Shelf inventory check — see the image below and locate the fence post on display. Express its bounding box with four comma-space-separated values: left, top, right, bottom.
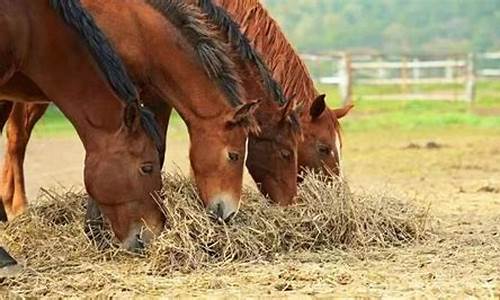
445, 58, 454, 81
465, 53, 476, 103
412, 58, 420, 82
400, 56, 409, 94
338, 52, 352, 106
377, 56, 386, 79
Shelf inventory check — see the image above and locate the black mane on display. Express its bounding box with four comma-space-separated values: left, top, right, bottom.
50, 0, 138, 103
198, 0, 287, 106
49, 0, 163, 155
146, 0, 243, 107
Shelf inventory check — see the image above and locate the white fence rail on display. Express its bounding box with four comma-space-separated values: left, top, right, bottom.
301, 52, 500, 104
477, 52, 500, 78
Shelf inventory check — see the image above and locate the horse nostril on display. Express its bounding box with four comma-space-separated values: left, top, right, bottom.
216, 203, 224, 219
208, 199, 237, 222
208, 202, 224, 220
225, 211, 236, 222
127, 234, 145, 254
208, 201, 229, 222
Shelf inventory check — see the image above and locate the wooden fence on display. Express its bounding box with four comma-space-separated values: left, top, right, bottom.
302, 52, 500, 105
477, 52, 500, 78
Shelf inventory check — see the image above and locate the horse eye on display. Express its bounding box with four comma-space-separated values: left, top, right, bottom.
228, 151, 240, 162
140, 163, 154, 175
280, 149, 292, 160
318, 145, 331, 156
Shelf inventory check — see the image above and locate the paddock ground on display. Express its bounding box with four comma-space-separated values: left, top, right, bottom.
1, 119, 499, 297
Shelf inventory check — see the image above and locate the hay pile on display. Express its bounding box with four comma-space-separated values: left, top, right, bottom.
0, 172, 431, 296
149, 172, 430, 272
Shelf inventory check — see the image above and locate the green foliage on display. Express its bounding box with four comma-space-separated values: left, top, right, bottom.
264, 0, 500, 54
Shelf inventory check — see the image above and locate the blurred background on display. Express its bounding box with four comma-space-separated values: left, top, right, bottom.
265, 0, 500, 55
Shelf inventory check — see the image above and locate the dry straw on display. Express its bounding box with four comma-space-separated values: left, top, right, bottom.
149, 172, 430, 273
0, 172, 431, 296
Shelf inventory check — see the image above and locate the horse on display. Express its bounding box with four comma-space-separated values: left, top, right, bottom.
190, 0, 305, 205
0, 1, 286, 239
1, 0, 304, 209
167, 0, 303, 205
199, 0, 354, 178
0, 0, 165, 251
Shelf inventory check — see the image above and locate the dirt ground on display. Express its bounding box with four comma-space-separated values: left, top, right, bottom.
0, 124, 259, 200
1, 126, 499, 298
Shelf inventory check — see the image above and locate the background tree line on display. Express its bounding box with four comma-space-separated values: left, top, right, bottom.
264, 0, 500, 55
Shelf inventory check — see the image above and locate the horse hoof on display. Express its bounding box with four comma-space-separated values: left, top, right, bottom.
0, 247, 21, 278
0, 247, 17, 268
0, 264, 22, 279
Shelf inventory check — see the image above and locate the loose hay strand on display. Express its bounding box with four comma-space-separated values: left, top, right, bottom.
0, 172, 431, 297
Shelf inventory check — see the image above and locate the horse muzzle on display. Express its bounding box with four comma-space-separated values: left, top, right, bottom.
207, 195, 239, 222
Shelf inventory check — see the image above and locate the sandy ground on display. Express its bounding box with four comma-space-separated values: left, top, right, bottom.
1, 126, 499, 297
0, 125, 257, 201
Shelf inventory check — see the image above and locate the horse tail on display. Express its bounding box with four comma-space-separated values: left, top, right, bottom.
0, 100, 13, 135
198, 0, 286, 105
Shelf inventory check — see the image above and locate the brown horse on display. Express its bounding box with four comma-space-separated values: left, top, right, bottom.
1, 0, 263, 227
1, 0, 304, 208
0, 0, 165, 250
202, 0, 354, 177
177, 0, 303, 205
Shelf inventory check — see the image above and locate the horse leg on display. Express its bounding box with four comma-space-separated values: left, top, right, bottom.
0, 99, 8, 221
0, 102, 48, 220
0, 101, 14, 221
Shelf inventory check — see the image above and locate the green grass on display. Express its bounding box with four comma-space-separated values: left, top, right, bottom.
32, 106, 75, 136
317, 81, 500, 132
32, 106, 186, 137
318, 80, 500, 106
32, 81, 500, 136
341, 109, 500, 131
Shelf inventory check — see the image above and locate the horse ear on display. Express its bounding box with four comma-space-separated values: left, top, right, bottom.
228, 100, 261, 135
281, 94, 300, 119
332, 104, 354, 120
124, 103, 140, 131
281, 97, 304, 133
310, 94, 326, 119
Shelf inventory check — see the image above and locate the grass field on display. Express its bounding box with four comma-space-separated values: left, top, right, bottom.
34, 80, 500, 137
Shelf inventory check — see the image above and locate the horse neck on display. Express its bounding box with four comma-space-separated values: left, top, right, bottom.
83, 0, 239, 127
214, 0, 319, 108
226, 40, 280, 124
15, 1, 125, 151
